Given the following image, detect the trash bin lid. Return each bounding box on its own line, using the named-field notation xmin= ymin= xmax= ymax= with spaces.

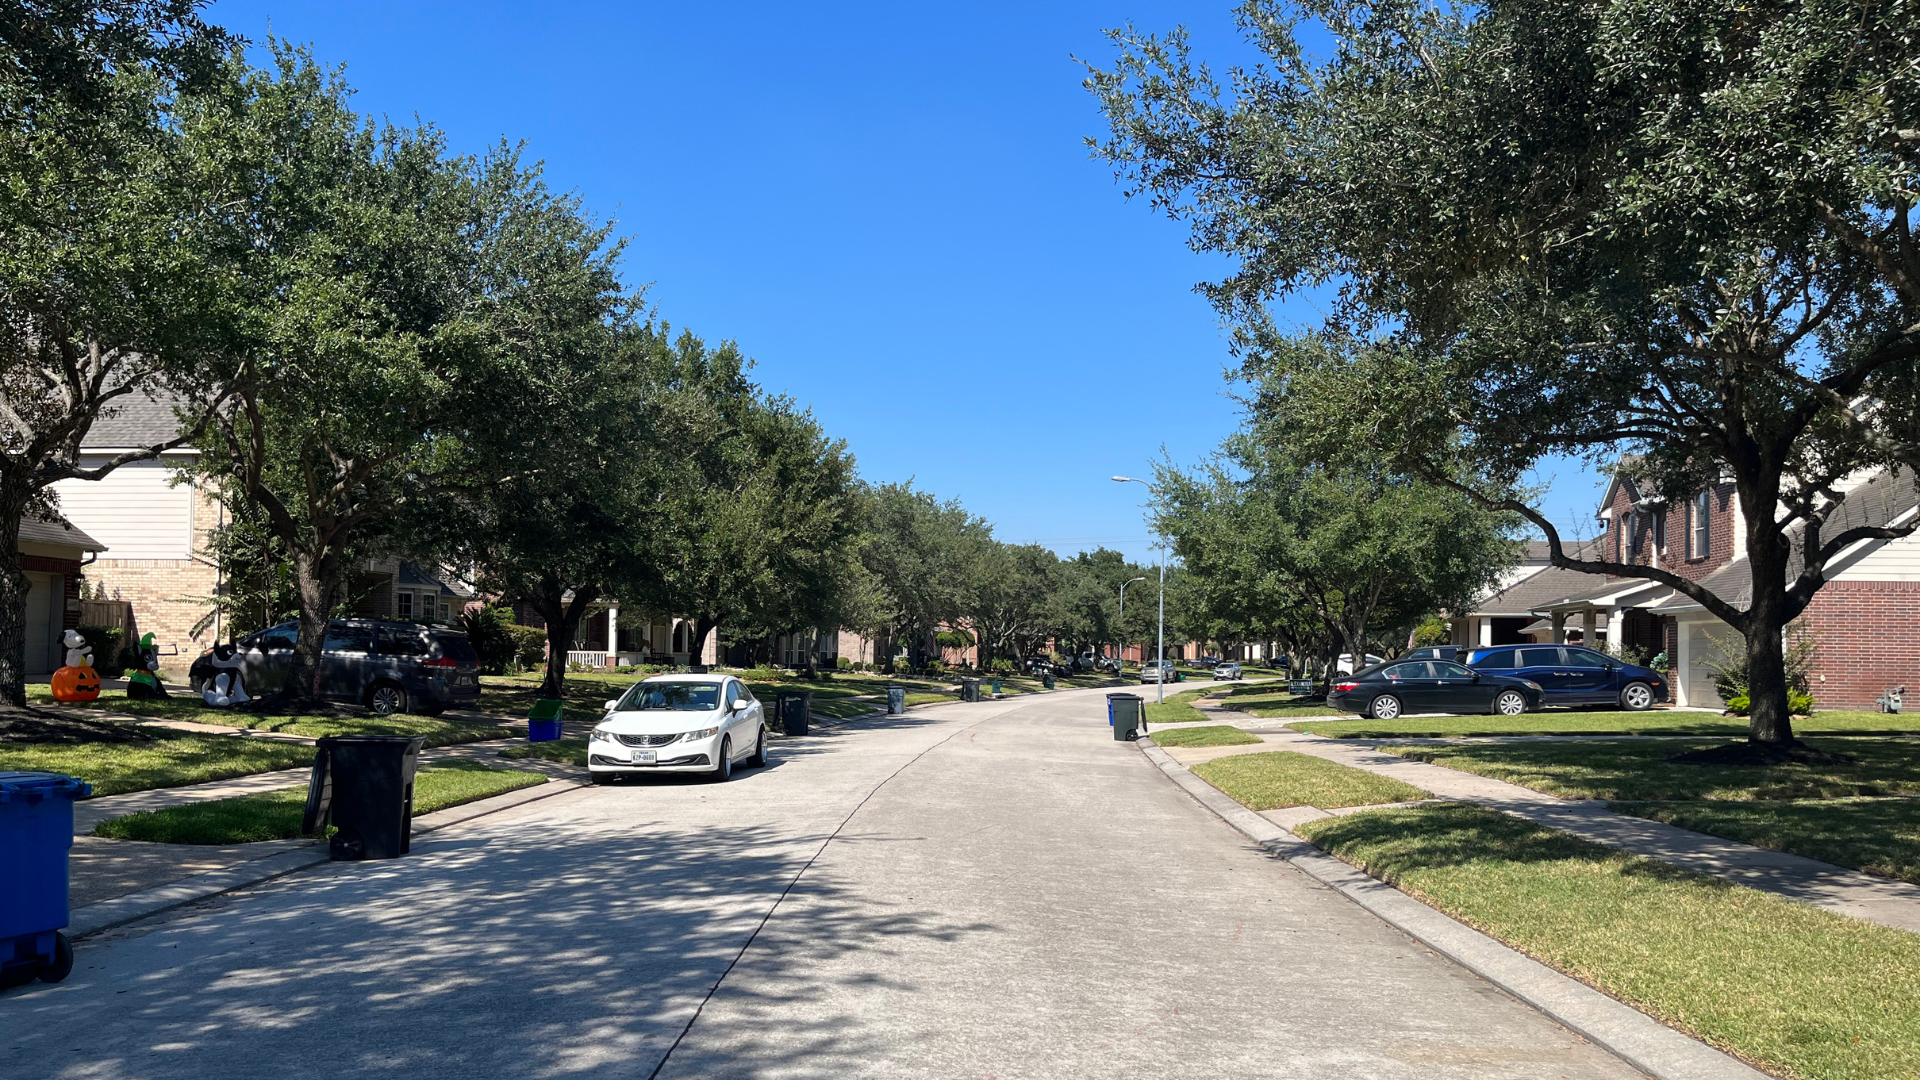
xmin=316 ymin=735 xmax=427 ymax=746
xmin=0 ymin=771 xmax=92 ymax=802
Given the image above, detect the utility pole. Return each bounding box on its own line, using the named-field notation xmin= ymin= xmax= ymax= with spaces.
xmin=1118 ymin=575 xmax=1146 ymax=673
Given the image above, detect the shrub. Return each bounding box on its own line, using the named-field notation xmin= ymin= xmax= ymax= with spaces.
xmin=837 ymin=656 xmax=852 ymax=670
xmin=990 ymin=658 xmax=1014 ymax=675
xmin=73 ymin=624 xmax=125 ymax=676
xmin=507 ymin=625 xmax=548 ymax=670
xmin=1724 ymin=689 xmax=1815 ymax=716
xmin=459 ymin=605 xmax=520 ymax=675
xmin=925 ymin=659 xmax=945 ymax=676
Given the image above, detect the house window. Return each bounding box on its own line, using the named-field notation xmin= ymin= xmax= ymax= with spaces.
xmin=396 ymin=591 xmax=414 ymax=618
xmin=1690 ymin=492 xmax=1711 ymax=559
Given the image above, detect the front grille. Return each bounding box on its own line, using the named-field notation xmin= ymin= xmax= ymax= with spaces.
xmin=617 ymin=733 xmax=680 ymax=748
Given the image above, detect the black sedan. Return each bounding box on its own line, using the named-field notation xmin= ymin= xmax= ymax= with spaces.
xmin=1328 ymin=658 xmax=1543 ymax=720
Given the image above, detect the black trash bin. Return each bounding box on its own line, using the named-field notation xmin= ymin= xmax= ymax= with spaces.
xmin=777 ymin=691 xmax=812 ymax=736
xmin=960 ymin=678 xmax=981 ymax=703
xmin=302 ymin=735 xmax=425 ymax=861
xmin=886 ymin=686 xmax=906 ymax=715
xmin=1108 ymin=693 xmax=1145 ymax=741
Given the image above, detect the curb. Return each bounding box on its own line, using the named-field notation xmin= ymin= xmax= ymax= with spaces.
xmin=68 ymin=776 xmax=588 ymax=940
xmin=1137 ymin=739 xmax=1768 ymax=1080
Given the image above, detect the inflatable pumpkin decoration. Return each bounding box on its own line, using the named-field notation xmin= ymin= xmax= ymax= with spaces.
xmin=51 ymin=630 xmax=100 ymax=702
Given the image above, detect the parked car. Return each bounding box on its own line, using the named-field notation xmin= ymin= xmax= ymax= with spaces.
xmin=1093 ymin=656 xmax=1123 ymax=675
xmin=587 ymin=673 xmax=766 ymax=783
xmin=1024 ymin=657 xmax=1056 ymax=676
xmin=1402 ymin=645 xmax=1463 ymax=662
xmin=189 ymin=618 xmax=482 ymax=715
xmin=1328 ymin=659 xmax=1544 ymax=720
xmin=1141 ymin=659 xmax=1184 ymax=684
xmin=1213 ymin=662 xmax=1244 ymax=681
xmin=1335 ymin=652 xmax=1385 ymax=675
xmin=1466 ymin=644 xmax=1668 ymax=710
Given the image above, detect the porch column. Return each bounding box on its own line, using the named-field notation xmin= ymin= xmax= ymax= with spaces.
xmin=605 ymin=604 xmax=618 ymax=668
xmin=1674 ymin=622 xmax=1692 ymax=707
xmin=1550 ymin=611 xmax=1567 ymax=644
xmin=1479 ymin=618 xmax=1494 ymax=647
xmin=1581 ymin=608 xmax=1598 ymax=648
xmin=1607 ymin=608 xmax=1627 ymax=654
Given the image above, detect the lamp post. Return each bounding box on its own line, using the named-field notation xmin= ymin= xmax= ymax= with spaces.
xmin=1117 ymin=575 xmax=1146 ymax=675
xmin=1113 ymin=476 xmax=1167 ymax=703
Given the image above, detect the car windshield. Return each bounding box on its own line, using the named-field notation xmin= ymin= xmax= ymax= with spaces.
xmin=618 ymin=682 xmax=721 ymax=711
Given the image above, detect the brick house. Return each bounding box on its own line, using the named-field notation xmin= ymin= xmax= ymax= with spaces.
xmin=1483 ymin=467 xmax=1917 ymax=710
xmin=15 ymin=514 xmax=108 ymax=678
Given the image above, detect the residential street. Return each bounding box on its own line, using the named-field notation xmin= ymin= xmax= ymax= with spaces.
xmin=2 ymin=686 xmax=1640 ymax=1079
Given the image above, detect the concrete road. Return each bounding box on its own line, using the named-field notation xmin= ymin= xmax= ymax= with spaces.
xmin=1 ymin=686 xmax=1643 ymax=1079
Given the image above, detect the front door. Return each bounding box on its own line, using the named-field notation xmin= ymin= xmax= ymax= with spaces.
xmin=1429 ymin=660 xmax=1495 ymax=713
xmin=1558 ymin=647 xmax=1617 ymax=705
xmin=23 ymin=572 xmax=57 ymax=677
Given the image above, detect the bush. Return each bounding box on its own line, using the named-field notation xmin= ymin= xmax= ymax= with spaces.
xmin=459 ymin=605 xmax=520 ymax=675
xmin=990 ymin=658 xmax=1014 ymax=675
xmin=508 ymin=625 xmax=548 ymax=670
xmin=1725 ymin=689 xmax=1815 ymax=717
xmin=925 ymin=659 xmax=945 ymax=676
xmin=837 ymin=656 xmax=852 ymax=670
xmin=73 ymin=624 xmax=125 ymax=676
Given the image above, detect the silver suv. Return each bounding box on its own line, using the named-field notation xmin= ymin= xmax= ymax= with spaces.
xmin=1212 ymin=662 xmax=1244 ymax=681
xmin=1140 ymin=660 xmax=1182 ymax=684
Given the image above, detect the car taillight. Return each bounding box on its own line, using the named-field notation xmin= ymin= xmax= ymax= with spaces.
xmin=421 ymin=657 xmax=458 ymax=668
xmin=1334 ymin=681 xmax=1358 ymax=692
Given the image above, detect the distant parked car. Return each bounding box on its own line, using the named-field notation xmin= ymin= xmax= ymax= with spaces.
xmin=1402 ymin=646 xmax=1463 ymax=662
xmin=1141 ymin=660 xmax=1184 ymax=684
xmin=587 ymin=673 xmax=766 ymax=783
xmin=1213 ymin=662 xmax=1244 ymax=681
xmin=1329 ymin=659 xmax=1543 ymax=720
xmin=190 ymin=618 xmax=482 ymax=715
xmin=1466 ymin=644 xmax=1668 ymax=711
xmin=1025 ymin=657 xmax=1058 ymax=676
xmin=1335 ymin=653 xmax=1385 ymax=675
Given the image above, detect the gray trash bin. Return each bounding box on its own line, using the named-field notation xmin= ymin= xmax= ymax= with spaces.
xmin=886 ymin=686 xmax=906 ymax=715
xmin=960 ymin=678 xmax=981 ymax=703
xmin=777 ymin=691 xmax=812 ymax=736
xmin=1108 ymin=693 xmax=1145 ymax=741
xmin=302 ymin=735 xmax=424 ymax=860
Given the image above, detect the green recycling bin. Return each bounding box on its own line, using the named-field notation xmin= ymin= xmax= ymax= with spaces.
xmin=528 ymin=698 xmax=563 ymax=742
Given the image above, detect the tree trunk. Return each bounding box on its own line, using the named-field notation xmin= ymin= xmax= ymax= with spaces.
xmin=0 ymin=479 xmax=31 ymax=708
xmin=690 ymin=615 xmax=719 ymax=671
xmin=283 ymin=546 xmax=340 ymax=702
xmin=1744 ymin=608 xmax=1795 ymax=745
xmin=533 ymin=580 xmax=597 ymax=700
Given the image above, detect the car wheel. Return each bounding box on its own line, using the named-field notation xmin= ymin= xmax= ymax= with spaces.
xmin=1620 ymin=681 xmax=1655 ymax=711
xmin=38 ymin=933 xmax=73 ymax=984
xmin=366 ymin=681 xmax=407 ymax=716
xmin=1493 ymin=690 xmax=1528 ymax=716
xmin=1369 ymin=694 xmax=1403 ymax=720
xmin=590 ymin=772 xmax=616 ymax=786
xmin=748 ymin=729 xmax=767 ymax=768
xmin=712 ymin=737 xmax=733 ymax=781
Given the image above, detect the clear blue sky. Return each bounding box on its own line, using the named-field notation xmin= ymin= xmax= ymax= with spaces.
xmin=207 ymin=0 xmax=1604 ymax=562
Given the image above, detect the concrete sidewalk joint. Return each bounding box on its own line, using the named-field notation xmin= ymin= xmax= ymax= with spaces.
xmin=1138 ymin=739 xmax=1768 ymax=1080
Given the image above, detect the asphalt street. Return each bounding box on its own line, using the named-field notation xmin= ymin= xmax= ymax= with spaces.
xmin=2 ymin=685 xmax=1644 ymax=1079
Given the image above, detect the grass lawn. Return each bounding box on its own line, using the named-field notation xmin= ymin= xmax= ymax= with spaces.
xmin=499 ymin=739 xmax=587 ymax=767
xmin=1612 ymin=798 xmax=1920 ymax=886
xmin=92 ymin=761 xmax=547 ymax=844
xmin=1290 ymin=708 xmax=1920 ymax=739
xmin=1143 ymin=686 xmax=1213 ymax=726
xmin=1193 ymin=751 xmax=1429 ymax=810
xmin=1297 ymin=804 xmax=1920 ymax=1080
xmin=1214 ymin=683 xmax=1343 ymax=719
xmin=1149 ymin=724 xmax=1262 ymax=748
xmin=0 ymin=730 xmax=317 ymax=797
xmin=1383 ymin=737 xmax=1920 ymax=802
xmin=29 ymin=684 xmax=516 ymax=747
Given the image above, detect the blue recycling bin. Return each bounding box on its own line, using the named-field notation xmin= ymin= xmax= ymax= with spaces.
xmin=1 ymin=771 xmax=91 ymax=987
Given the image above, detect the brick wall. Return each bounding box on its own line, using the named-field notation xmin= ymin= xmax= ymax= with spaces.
xmin=1800 ymin=581 xmax=1920 ymax=709
xmin=1605 ymin=480 xmax=1738 ymax=581
xmin=84 ymin=557 xmax=219 ymax=670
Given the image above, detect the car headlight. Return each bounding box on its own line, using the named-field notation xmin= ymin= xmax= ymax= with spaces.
xmin=682 ymin=726 xmax=720 ymax=742
xmin=592 ymin=727 xmax=617 ymax=742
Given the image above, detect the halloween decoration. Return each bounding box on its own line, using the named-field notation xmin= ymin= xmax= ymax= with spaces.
xmin=51 ymin=629 xmax=101 ymax=702
xmin=127 ymin=632 xmax=169 ymax=699
xmin=200 ymin=642 xmax=251 ymax=707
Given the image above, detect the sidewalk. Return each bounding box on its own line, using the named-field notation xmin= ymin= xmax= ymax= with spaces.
xmin=1169 ymin=698 xmax=1920 ymax=935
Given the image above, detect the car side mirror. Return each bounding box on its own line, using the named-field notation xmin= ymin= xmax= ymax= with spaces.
xmin=604 ymin=699 xmax=618 ymax=712
xmin=1471 ymin=672 xmax=1481 ymax=683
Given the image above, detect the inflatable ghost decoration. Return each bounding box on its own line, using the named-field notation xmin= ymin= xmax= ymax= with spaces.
xmin=200 ymin=642 xmax=251 ymax=707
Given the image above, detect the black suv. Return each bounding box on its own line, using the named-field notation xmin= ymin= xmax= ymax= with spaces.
xmin=190 ymin=619 xmax=482 ymax=715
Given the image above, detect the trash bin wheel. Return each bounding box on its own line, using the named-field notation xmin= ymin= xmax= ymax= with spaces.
xmin=711 ymin=737 xmax=733 ymax=782
xmin=748 ymin=729 xmax=767 ymax=768
xmin=38 ymin=933 xmax=73 ymax=984
xmin=366 ymin=681 xmax=408 ymax=716
xmin=331 ymin=826 xmax=366 ymax=860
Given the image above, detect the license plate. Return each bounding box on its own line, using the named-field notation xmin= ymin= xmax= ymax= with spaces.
xmin=630 ymin=749 xmax=656 ymax=764
xmin=454 ymin=676 xmax=475 ymax=687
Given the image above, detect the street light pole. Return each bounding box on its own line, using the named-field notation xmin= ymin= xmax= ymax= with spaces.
xmin=1113 ymin=475 xmax=1167 ymax=704
xmin=1118 ymin=575 xmax=1146 ymax=674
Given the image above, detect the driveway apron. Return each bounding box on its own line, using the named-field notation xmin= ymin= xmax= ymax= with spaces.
xmin=2 ymin=688 xmax=1642 ymax=1079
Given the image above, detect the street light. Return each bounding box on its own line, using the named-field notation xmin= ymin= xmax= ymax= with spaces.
xmin=1117 ymin=575 xmax=1146 ymax=674
xmin=1113 ymin=475 xmax=1167 ymax=703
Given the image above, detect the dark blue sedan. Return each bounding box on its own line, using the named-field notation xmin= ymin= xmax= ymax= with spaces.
xmin=1466 ymin=644 xmax=1667 ymax=710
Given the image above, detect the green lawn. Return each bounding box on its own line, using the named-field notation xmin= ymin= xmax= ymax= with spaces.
xmin=1613 ymin=798 xmax=1920 ymax=886
xmin=0 ymin=730 xmax=318 ymax=797
xmin=1290 ymin=708 xmax=1920 ymax=739
xmin=1297 ymin=804 xmax=1920 ymax=1080
xmin=1215 ymin=683 xmax=1343 ymax=719
xmin=1143 ymin=687 xmax=1213 ymax=726
xmin=92 ymin=761 xmax=547 ymax=844
xmin=1383 ymin=737 xmax=1920 ymax=802
xmin=1193 ymin=751 xmax=1429 ymax=810
xmin=1149 ymin=724 xmax=1262 ymax=748
xmin=499 ymin=738 xmax=587 ymax=767
xmin=29 ymin=684 xmax=516 ymax=747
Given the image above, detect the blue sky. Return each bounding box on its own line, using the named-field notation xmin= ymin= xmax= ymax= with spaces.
xmin=207 ymin=0 xmax=1605 ymax=563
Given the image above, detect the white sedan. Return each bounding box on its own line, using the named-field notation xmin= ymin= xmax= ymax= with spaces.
xmin=588 ymin=674 xmax=767 ymax=784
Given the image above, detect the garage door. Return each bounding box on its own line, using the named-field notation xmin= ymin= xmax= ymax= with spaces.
xmin=24 ymin=571 xmax=58 ymax=677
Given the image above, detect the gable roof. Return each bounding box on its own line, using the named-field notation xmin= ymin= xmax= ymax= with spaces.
xmin=18 ymin=513 xmax=107 ymax=553
xmin=1471 ymin=540 xmax=1604 ymax=615
xmin=81 ymin=393 xmax=187 ymax=450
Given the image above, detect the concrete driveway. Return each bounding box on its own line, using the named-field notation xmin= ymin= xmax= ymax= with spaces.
xmin=1 ymin=686 xmax=1641 ymax=1079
